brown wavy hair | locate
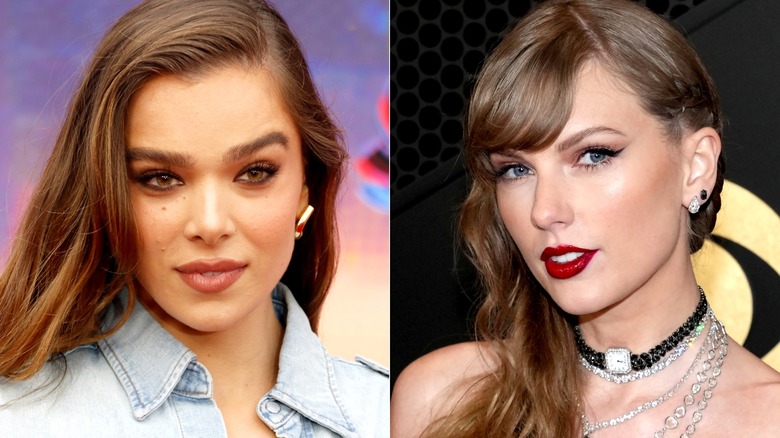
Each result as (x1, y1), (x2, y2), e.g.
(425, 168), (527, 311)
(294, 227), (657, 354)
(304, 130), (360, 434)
(0, 0), (345, 380)
(426, 0), (723, 436)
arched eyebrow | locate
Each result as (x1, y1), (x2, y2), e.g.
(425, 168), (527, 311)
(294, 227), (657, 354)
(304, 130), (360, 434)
(490, 126), (627, 158)
(222, 131), (288, 163)
(125, 147), (193, 167)
(125, 131), (290, 166)
(555, 126), (625, 152)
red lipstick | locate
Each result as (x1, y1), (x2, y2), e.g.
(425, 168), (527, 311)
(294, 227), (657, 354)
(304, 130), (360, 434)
(175, 259), (246, 293)
(540, 245), (598, 279)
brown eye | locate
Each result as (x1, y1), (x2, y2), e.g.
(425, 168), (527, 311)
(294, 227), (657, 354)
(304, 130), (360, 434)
(133, 171), (183, 191)
(245, 168), (266, 181)
(236, 163), (279, 184)
(152, 174), (177, 187)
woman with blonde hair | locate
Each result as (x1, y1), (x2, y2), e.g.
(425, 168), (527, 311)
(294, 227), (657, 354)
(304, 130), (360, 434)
(0, 0), (388, 436)
(392, 0), (780, 436)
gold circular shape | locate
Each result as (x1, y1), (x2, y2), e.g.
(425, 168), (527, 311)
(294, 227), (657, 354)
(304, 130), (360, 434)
(693, 180), (780, 371)
(693, 239), (751, 344)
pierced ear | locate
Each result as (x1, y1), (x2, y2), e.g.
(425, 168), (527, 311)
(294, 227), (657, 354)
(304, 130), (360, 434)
(681, 127), (721, 208)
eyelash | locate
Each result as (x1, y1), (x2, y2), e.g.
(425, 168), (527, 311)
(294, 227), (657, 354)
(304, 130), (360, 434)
(132, 162), (280, 191)
(133, 170), (182, 191)
(235, 162), (279, 183)
(494, 163), (531, 181)
(493, 146), (622, 181)
(577, 146), (621, 169)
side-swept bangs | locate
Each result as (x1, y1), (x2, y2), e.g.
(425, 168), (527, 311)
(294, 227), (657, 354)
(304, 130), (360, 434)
(464, 6), (597, 185)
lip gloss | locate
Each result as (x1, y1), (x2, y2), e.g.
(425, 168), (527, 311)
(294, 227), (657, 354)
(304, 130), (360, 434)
(540, 245), (598, 279)
(175, 259), (246, 293)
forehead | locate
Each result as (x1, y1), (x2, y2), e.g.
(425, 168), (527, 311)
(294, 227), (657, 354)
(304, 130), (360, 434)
(487, 62), (657, 160)
(125, 66), (300, 156)
(556, 62), (650, 143)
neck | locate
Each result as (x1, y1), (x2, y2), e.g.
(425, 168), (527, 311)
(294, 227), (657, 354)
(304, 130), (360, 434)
(141, 294), (284, 402)
(190, 311), (283, 399)
(577, 252), (701, 353)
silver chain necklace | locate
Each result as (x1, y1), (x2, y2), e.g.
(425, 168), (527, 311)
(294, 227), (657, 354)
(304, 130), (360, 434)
(653, 316), (727, 437)
(581, 310), (717, 436)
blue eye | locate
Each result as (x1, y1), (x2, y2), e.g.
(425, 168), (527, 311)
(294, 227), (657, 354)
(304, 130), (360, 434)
(496, 164), (532, 180)
(581, 151), (608, 164)
(578, 147), (620, 167)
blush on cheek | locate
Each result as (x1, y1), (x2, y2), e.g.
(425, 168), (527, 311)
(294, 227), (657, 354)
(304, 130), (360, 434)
(245, 214), (294, 241)
(601, 176), (625, 198)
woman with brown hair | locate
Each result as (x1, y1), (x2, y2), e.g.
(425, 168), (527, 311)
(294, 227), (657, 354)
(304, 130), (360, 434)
(0, 1), (388, 436)
(391, 0), (780, 436)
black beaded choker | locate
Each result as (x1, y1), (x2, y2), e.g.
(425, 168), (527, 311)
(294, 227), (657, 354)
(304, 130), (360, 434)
(574, 287), (707, 375)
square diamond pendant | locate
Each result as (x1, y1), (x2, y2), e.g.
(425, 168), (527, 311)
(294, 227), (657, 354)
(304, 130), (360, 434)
(604, 348), (632, 374)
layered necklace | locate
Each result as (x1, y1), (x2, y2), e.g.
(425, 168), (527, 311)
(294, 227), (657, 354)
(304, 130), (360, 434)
(575, 287), (707, 379)
(577, 287), (729, 437)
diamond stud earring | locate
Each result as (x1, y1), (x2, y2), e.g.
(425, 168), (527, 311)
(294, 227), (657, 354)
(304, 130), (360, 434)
(688, 196), (700, 214)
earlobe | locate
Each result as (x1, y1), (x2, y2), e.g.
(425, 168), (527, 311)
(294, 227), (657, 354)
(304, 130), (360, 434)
(681, 127), (721, 209)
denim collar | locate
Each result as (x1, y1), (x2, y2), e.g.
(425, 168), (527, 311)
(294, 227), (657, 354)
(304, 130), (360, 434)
(268, 285), (356, 436)
(98, 284), (354, 435)
(98, 290), (199, 420)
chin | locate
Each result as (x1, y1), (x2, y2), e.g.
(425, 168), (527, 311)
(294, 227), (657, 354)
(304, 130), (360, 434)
(181, 317), (243, 334)
(556, 301), (605, 318)
(171, 305), (255, 334)
(542, 283), (610, 317)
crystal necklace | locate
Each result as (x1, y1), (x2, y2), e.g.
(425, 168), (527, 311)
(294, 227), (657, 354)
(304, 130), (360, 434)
(581, 310), (717, 436)
(575, 287), (707, 375)
(653, 316), (727, 437)
(579, 308), (708, 384)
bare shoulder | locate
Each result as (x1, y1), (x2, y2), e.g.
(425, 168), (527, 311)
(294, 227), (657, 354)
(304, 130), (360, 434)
(391, 342), (496, 438)
(708, 338), (780, 436)
(724, 338), (780, 394)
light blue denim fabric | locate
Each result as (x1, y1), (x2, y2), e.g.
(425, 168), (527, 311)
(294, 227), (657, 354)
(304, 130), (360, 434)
(0, 284), (389, 437)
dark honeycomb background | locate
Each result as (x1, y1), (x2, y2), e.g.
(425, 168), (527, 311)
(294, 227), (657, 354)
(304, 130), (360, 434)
(390, 0), (709, 201)
(388, 0), (780, 387)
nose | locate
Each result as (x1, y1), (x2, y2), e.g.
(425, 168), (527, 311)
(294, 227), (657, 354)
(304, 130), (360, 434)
(530, 173), (573, 230)
(183, 181), (236, 245)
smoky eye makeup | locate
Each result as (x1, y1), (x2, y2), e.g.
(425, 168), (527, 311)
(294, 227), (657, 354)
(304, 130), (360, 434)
(234, 161), (280, 184)
(131, 168), (183, 191)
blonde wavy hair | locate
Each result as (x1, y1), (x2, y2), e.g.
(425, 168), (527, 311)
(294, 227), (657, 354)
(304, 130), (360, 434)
(425, 0), (723, 436)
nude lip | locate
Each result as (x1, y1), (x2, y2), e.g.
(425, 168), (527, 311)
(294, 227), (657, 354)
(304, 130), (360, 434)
(175, 259), (246, 293)
(540, 245), (598, 280)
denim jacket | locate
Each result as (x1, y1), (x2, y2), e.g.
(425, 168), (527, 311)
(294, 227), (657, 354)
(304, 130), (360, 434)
(0, 284), (389, 437)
